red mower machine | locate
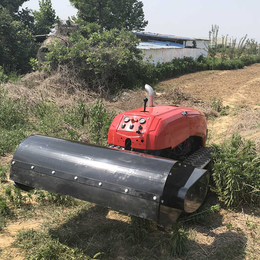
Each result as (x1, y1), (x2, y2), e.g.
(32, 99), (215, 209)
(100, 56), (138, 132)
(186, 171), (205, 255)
(10, 85), (212, 228)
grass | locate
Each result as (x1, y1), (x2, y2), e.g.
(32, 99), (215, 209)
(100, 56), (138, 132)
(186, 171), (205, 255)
(0, 85), (113, 156)
(1, 75), (260, 259)
(0, 165), (8, 181)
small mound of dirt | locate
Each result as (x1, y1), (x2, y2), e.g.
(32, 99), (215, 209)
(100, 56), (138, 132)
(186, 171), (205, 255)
(159, 87), (218, 118)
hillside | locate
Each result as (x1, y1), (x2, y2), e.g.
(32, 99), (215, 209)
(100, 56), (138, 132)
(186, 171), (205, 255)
(1, 64), (260, 259)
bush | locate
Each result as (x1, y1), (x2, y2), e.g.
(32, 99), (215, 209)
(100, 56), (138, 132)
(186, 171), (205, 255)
(211, 133), (260, 207)
(45, 29), (144, 93)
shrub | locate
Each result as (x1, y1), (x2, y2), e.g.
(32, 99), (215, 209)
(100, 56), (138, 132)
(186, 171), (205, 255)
(211, 133), (260, 207)
(86, 100), (115, 145)
(45, 29), (144, 93)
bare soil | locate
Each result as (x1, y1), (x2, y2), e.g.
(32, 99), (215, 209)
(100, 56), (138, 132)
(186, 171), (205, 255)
(1, 64), (260, 259)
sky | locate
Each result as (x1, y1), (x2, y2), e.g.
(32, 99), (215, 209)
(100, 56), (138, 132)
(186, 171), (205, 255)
(23, 0), (260, 42)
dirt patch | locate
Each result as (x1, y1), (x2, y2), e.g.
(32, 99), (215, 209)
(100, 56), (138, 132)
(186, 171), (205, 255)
(158, 64), (260, 107)
(0, 219), (41, 260)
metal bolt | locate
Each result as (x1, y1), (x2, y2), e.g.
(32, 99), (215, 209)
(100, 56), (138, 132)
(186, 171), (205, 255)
(183, 165), (186, 168)
(169, 172), (172, 176)
(98, 182), (102, 186)
(153, 196), (157, 201)
(125, 189), (129, 193)
(74, 176), (78, 180)
(52, 171), (55, 175)
(200, 186), (203, 191)
(178, 163), (181, 166)
(31, 166), (34, 170)
(11, 161), (15, 165)
(161, 200), (164, 204)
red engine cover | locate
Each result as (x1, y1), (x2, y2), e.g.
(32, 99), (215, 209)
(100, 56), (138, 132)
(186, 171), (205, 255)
(108, 105), (207, 151)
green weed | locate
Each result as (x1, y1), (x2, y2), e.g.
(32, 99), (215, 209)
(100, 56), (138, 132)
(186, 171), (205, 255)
(63, 99), (87, 128)
(126, 216), (152, 244)
(0, 165), (8, 181)
(0, 196), (10, 231)
(5, 186), (27, 207)
(87, 100), (115, 145)
(211, 133), (260, 207)
(0, 88), (29, 130)
(170, 223), (189, 257)
(0, 129), (27, 155)
(180, 204), (221, 225)
(0, 195), (10, 216)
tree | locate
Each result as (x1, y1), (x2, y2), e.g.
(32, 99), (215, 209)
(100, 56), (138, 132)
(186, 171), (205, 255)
(0, 0), (35, 32)
(45, 29), (144, 92)
(69, 0), (148, 31)
(18, 7), (35, 32)
(0, 0), (28, 14)
(0, 8), (36, 73)
(34, 0), (56, 35)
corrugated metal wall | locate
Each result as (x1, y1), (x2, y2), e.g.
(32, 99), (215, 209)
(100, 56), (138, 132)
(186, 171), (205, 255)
(140, 48), (208, 64)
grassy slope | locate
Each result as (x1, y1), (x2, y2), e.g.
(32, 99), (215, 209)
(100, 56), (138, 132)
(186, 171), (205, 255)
(1, 65), (260, 259)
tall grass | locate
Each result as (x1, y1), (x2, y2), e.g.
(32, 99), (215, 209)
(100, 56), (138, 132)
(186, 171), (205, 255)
(211, 133), (260, 207)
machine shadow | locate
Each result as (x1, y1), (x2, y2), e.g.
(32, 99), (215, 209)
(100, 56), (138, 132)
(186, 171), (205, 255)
(49, 203), (248, 259)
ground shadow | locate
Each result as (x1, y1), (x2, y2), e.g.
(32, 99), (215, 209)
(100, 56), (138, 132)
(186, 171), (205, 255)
(49, 201), (247, 260)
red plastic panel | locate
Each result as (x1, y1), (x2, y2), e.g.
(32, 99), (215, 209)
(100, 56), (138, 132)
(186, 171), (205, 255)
(107, 105), (207, 150)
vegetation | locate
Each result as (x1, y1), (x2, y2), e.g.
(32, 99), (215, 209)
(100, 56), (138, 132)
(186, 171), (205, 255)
(211, 133), (260, 207)
(0, 8), (36, 74)
(69, 0), (148, 31)
(45, 29), (144, 93)
(34, 0), (57, 35)
(1, 1), (260, 258)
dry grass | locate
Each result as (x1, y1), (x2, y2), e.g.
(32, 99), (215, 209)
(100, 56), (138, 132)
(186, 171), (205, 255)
(158, 87), (218, 118)
(6, 68), (95, 109)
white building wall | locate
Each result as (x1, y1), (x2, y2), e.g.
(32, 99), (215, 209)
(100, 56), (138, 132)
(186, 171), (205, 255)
(186, 40), (209, 49)
(140, 48), (208, 64)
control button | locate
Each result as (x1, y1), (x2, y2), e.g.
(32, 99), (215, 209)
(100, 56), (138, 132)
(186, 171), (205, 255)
(139, 118), (146, 124)
(138, 125), (143, 130)
(121, 123), (126, 129)
(129, 124), (134, 129)
(124, 116), (130, 123)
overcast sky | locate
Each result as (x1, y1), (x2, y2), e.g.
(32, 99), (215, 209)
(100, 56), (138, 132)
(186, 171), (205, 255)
(23, 0), (260, 42)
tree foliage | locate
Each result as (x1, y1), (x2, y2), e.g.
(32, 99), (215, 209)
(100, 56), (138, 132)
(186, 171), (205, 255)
(34, 0), (56, 34)
(0, 0), (28, 14)
(0, 8), (36, 73)
(69, 0), (148, 31)
(44, 29), (144, 92)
